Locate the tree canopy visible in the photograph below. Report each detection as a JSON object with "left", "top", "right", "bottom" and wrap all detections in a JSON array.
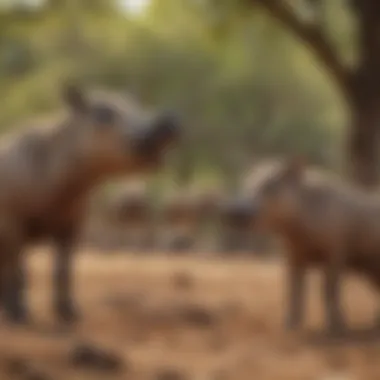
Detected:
[{"left": 0, "top": 0, "right": 347, "bottom": 190}]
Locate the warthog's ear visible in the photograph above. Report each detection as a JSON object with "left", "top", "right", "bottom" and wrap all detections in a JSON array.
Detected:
[
  {"left": 62, "top": 83, "right": 88, "bottom": 113},
  {"left": 284, "top": 156, "right": 306, "bottom": 180}
]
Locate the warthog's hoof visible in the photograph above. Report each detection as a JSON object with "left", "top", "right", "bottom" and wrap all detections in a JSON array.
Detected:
[{"left": 154, "top": 367, "right": 188, "bottom": 380}]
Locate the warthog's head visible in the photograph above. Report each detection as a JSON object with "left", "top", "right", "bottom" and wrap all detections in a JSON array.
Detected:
[
  {"left": 227, "top": 158, "right": 306, "bottom": 232},
  {"left": 62, "top": 84, "right": 180, "bottom": 176}
]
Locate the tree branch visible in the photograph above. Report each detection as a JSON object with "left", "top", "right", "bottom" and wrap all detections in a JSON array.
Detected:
[{"left": 249, "top": 0, "right": 353, "bottom": 102}]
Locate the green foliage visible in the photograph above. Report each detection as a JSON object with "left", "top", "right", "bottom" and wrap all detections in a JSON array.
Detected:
[{"left": 0, "top": 0, "right": 347, "bottom": 189}]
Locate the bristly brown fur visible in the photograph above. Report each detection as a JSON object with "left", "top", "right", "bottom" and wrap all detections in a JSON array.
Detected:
[
  {"left": 240, "top": 158, "right": 380, "bottom": 334},
  {"left": 0, "top": 84, "right": 178, "bottom": 323}
]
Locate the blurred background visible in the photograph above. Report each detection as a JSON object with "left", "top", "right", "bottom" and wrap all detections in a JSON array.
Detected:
[
  {"left": 2, "top": 1, "right": 380, "bottom": 380},
  {"left": 0, "top": 0, "right": 348, "bottom": 252},
  {"left": 0, "top": 0, "right": 345, "bottom": 182}
]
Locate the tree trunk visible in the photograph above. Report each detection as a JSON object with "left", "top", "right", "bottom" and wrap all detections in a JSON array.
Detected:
[
  {"left": 348, "top": 68, "right": 380, "bottom": 188},
  {"left": 346, "top": 0, "right": 380, "bottom": 188},
  {"left": 248, "top": 0, "right": 380, "bottom": 188},
  {"left": 348, "top": 106, "right": 380, "bottom": 188}
]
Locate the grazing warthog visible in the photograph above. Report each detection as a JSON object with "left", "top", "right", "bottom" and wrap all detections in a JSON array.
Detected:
[
  {"left": 231, "top": 158, "right": 380, "bottom": 335},
  {"left": 0, "top": 84, "right": 180, "bottom": 324}
]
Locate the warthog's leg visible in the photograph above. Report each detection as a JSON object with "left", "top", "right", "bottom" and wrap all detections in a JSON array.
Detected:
[
  {"left": 324, "top": 252, "right": 347, "bottom": 335},
  {"left": 285, "top": 262, "right": 306, "bottom": 331},
  {"left": 1, "top": 241, "right": 28, "bottom": 324},
  {"left": 53, "top": 229, "right": 79, "bottom": 323}
]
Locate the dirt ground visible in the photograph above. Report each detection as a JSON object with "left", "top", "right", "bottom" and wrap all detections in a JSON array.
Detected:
[{"left": 1, "top": 249, "right": 380, "bottom": 380}]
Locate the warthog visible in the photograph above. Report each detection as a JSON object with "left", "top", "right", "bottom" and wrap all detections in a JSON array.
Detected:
[
  {"left": 231, "top": 158, "right": 380, "bottom": 335},
  {"left": 0, "top": 84, "right": 180, "bottom": 323}
]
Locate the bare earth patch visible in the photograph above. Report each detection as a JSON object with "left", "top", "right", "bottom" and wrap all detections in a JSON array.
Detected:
[{"left": 0, "top": 248, "right": 379, "bottom": 380}]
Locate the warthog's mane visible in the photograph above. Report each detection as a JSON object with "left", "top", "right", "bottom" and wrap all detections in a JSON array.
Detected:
[
  {"left": 0, "top": 89, "right": 146, "bottom": 152},
  {"left": 242, "top": 159, "right": 346, "bottom": 195},
  {"left": 242, "top": 159, "right": 380, "bottom": 207}
]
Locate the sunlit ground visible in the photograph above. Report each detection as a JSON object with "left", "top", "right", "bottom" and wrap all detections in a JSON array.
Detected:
[{"left": 0, "top": 249, "right": 379, "bottom": 380}]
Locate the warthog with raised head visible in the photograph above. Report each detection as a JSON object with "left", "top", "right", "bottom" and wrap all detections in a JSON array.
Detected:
[{"left": 0, "top": 84, "right": 180, "bottom": 323}]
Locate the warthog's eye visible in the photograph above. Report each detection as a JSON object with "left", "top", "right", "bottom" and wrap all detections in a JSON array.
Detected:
[{"left": 92, "top": 106, "right": 117, "bottom": 126}]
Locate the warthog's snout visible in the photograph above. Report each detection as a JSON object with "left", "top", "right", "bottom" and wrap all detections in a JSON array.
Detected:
[{"left": 135, "top": 111, "right": 181, "bottom": 157}]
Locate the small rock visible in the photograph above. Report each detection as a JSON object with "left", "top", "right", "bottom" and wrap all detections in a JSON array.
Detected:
[
  {"left": 178, "top": 304, "right": 217, "bottom": 328},
  {"left": 69, "top": 343, "right": 124, "bottom": 373},
  {"left": 154, "top": 368, "right": 188, "bottom": 380}
]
